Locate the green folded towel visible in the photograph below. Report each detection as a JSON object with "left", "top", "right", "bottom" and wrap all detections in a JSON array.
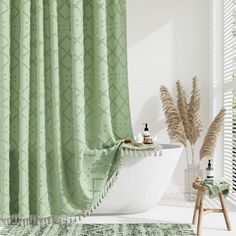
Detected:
[{"left": 203, "top": 178, "right": 230, "bottom": 199}]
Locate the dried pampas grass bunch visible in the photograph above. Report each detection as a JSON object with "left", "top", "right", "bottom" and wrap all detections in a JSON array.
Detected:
[
  {"left": 160, "top": 86, "right": 187, "bottom": 146},
  {"left": 176, "top": 80, "right": 191, "bottom": 141},
  {"left": 160, "top": 77, "right": 202, "bottom": 152},
  {"left": 160, "top": 78, "right": 225, "bottom": 201},
  {"left": 160, "top": 77, "right": 225, "bottom": 165},
  {"left": 200, "top": 108, "right": 225, "bottom": 160},
  {"left": 188, "top": 77, "right": 202, "bottom": 145}
]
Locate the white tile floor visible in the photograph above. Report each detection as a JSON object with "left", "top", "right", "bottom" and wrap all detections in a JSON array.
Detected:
[
  {"left": 0, "top": 186, "right": 235, "bottom": 235},
  {"left": 80, "top": 206, "right": 236, "bottom": 236},
  {"left": 79, "top": 186, "right": 236, "bottom": 236}
]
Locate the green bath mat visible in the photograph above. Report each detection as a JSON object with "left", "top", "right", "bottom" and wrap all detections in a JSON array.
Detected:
[{"left": 0, "top": 223, "right": 195, "bottom": 236}]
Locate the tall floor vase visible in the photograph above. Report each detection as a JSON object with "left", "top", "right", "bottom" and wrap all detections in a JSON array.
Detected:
[{"left": 184, "top": 164, "right": 203, "bottom": 201}]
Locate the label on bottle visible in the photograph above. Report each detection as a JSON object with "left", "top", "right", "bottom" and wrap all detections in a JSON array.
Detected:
[
  {"left": 143, "top": 131, "right": 150, "bottom": 137},
  {"left": 206, "top": 169, "right": 214, "bottom": 178}
]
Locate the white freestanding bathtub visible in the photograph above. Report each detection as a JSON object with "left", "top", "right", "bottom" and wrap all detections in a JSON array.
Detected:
[{"left": 93, "top": 144, "right": 183, "bottom": 215}]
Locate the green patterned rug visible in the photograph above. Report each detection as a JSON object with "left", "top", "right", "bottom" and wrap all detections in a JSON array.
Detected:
[{"left": 0, "top": 223, "right": 195, "bottom": 236}]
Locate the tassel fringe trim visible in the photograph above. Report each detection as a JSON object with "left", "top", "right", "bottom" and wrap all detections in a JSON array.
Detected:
[
  {"left": 123, "top": 147, "right": 162, "bottom": 157},
  {"left": 0, "top": 168, "right": 119, "bottom": 226},
  {"left": 0, "top": 144, "right": 162, "bottom": 226},
  {"left": 0, "top": 144, "right": 124, "bottom": 226}
]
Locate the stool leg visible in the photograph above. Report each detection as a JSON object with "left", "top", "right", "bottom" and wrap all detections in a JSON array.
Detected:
[
  {"left": 197, "top": 190, "right": 204, "bottom": 236},
  {"left": 192, "top": 190, "right": 201, "bottom": 225},
  {"left": 219, "top": 192, "right": 231, "bottom": 231}
]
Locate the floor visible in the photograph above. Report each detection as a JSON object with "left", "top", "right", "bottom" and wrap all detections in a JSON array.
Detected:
[
  {"left": 0, "top": 186, "right": 235, "bottom": 235},
  {"left": 80, "top": 186, "right": 236, "bottom": 236}
]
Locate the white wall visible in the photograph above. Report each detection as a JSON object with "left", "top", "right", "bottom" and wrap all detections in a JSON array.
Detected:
[{"left": 127, "top": 0, "right": 210, "bottom": 187}]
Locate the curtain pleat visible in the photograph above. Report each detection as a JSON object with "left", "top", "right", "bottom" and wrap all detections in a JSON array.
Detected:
[
  {"left": 48, "top": 0, "right": 67, "bottom": 214},
  {"left": 1, "top": 0, "right": 133, "bottom": 222},
  {"left": 35, "top": 0, "right": 51, "bottom": 217},
  {"left": 91, "top": 1, "right": 115, "bottom": 148},
  {"left": 69, "top": 0, "right": 88, "bottom": 208},
  {"left": 18, "top": 0, "right": 31, "bottom": 219},
  {"left": 10, "top": 0, "right": 20, "bottom": 216},
  {"left": 0, "top": 0, "right": 10, "bottom": 218},
  {"left": 106, "top": 0, "right": 131, "bottom": 140},
  {"left": 28, "top": 0, "right": 37, "bottom": 217},
  {"left": 70, "top": 0, "right": 86, "bottom": 154}
]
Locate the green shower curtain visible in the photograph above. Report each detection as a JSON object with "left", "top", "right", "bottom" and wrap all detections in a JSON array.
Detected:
[{"left": 0, "top": 0, "right": 133, "bottom": 223}]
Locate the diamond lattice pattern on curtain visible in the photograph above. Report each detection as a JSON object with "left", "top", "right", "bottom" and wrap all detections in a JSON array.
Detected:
[{"left": 0, "top": 0, "right": 133, "bottom": 223}]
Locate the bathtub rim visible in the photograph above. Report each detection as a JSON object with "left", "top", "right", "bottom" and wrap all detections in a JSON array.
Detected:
[{"left": 159, "top": 143, "right": 183, "bottom": 150}]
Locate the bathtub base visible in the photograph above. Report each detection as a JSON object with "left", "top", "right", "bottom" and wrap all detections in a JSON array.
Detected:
[{"left": 92, "top": 144, "right": 183, "bottom": 215}]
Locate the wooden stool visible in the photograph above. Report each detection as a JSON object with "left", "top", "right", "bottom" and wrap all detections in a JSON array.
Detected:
[{"left": 192, "top": 181, "right": 231, "bottom": 236}]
